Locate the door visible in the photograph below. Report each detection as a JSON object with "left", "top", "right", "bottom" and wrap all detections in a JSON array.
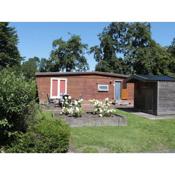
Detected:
[
  {"left": 144, "top": 88, "right": 154, "bottom": 114},
  {"left": 115, "top": 81, "right": 121, "bottom": 101},
  {"left": 50, "top": 78, "right": 67, "bottom": 98}
]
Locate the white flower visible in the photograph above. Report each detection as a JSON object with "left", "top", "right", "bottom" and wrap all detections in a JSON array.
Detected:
[
  {"left": 99, "top": 114, "right": 102, "bottom": 117},
  {"left": 79, "top": 98, "right": 83, "bottom": 103},
  {"left": 68, "top": 108, "right": 73, "bottom": 114},
  {"left": 90, "top": 98, "right": 114, "bottom": 117},
  {"left": 105, "top": 98, "right": 109, "bottom": 101},
  {"left": 68, "top": 96, "right": 71, "bottom": 99},
  {"left": 74, "top": 100, "right": 78, "bottom": 105},
  {"left": 75, "top": 107, "right": 79, "bottom": 112},
  {"left": 62, "top": 107, "right": 65, "bottom": 112}
]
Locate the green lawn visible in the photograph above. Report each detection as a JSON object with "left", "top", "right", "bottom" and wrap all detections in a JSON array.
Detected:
[{"left": 70, "top": 110, "right": 175, "bottom": 153}]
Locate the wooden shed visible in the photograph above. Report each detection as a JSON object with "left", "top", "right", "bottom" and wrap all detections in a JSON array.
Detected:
[{"left": 127, "top": 75, "right": 175, "bottom": 116}]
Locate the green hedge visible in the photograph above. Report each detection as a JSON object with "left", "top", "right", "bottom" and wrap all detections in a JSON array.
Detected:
[
  {"left": 6, "top": 112, "right": 70, "bottom": 153},
  {"left": 0, "top": 69, "right": 36, "bottom": 144}
]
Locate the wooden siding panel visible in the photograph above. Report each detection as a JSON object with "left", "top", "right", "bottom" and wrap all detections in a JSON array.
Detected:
[{"left": 157, "top": 82, "right": 175, "bottom": 115}]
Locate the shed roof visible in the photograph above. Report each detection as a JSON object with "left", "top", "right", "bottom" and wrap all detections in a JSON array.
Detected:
[
  {"left": 35, "top": 71, "right": 129, "bottom": 78},
  {"left": 127, "top": 74, "right": 175, "bottom": 82}
]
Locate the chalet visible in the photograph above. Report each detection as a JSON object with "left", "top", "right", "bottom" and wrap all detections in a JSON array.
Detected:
[{"left": 35, "top": 71, "right": 134, "bottom": 105}]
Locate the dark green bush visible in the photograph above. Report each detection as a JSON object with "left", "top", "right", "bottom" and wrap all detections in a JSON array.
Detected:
[
  {"left": 0, "top": 69, "right": 36, "bottom": 144},
  {"left": 6, "top": 112, "right": 70, "bottom": 153}
]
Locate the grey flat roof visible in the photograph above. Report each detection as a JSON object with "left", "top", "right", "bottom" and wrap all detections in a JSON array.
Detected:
[
  {"left": 35, "top": 71, "right": 129, "bottom": 78},
  {"left": 127, "top": 74, "right": 175, "bottom": 82}
]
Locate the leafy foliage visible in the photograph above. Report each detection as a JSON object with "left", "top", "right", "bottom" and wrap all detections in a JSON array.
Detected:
[
  {"left": 167, "top": 38, "right": 175, "bottom": 75},
  {"left": 0, "top": 69, "right": 36, "bottom": 144},
  {"left": 21, "top": 57, "right": 50, "bottom": 79},
  {"left": 6, "top": 111, "right": 70, "bottom": 153},
  {"left": 21, "top": 57, "right": 40, "bottom": 80},
  {"left": 90, "top": 33, "right": 129, "bottom": 74},
  {"left": 39, "top": 58, "right": 50, "bottom": 72},
  {"left": 91, "top": 22, "right": 173, "bottom": 75},
  {"left": 47, "top": 35, "right": 89, "bottom": 72},
  {"left": 0, "top": 22, "right": 21, "bottom": 70}
]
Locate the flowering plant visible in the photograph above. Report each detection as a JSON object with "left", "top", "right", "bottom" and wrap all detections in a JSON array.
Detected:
[
  {"left": 61, "top": 96, "right": 71, "bottom": 107},
  {"left": 89, "top": 98, "right": 115, "bottom": 117},
  {"left": 61, "top": 96, "right": 83, "bottom": 117}
]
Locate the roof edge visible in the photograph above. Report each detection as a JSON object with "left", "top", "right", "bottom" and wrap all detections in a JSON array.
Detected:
[
  {"left": 35, "top": 71, "right": 129, "bottom": 78},
  {"left": 127, "top": 74, "right": 175, "bottom": 82}
]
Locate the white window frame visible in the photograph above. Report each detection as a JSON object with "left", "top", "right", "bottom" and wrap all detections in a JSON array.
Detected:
[
  {"left": 50, "top": 78, "right": 67, "bottom": 99},
  {"left": 98, "top": 84, "right": 109, "bottom": 92}
]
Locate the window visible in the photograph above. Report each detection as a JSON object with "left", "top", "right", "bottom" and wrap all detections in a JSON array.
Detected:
[
  {"left": 50, "top": 78, "right": 67, "bottom": 99},
  {"left": 98, "top": 84, "right": 109, "bottom": 92}
]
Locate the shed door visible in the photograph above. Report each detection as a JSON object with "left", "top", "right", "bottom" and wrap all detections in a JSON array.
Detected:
[
  {"left": 115, "top": 81, "right": 121, "bottom": 101},
  {"left": 144, "top": 88, "right": 154, "bottom": 114}
]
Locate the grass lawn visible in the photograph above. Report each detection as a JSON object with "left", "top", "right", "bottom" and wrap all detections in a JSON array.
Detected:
[{"left": 70, "top": 109, "right": 175, "bottom": 153}]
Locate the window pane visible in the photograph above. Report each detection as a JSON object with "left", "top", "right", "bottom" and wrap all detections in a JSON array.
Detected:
[{"left": 98, "top": 84, "right": 109, "bottom": 91}]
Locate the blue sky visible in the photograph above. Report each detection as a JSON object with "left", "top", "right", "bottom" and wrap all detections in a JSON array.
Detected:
[{"left": 11, "top": 22, "right": 175, "bottom": 70}]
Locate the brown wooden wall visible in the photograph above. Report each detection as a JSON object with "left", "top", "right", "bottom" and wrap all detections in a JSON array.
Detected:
[
  {"left": 36, "top": 74, "right": 134, "bottom": 104},
  {"left": 134, "top": 82, "right": 157, "bottom": 115},
  {"left": 157, "top": 81, "right": 175, "bottom": 115}
]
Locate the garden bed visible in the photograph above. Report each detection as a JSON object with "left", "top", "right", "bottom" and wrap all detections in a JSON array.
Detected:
[{"left": 54, "top": 112, "right": 127, "bottom": 127}]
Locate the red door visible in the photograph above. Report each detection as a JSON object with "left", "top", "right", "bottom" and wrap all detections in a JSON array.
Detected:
[
  {"left": 60, "top": 80, "right": 66, "bottom": 95},
  {"left": 52, "top": 79, "right": 58, "bottom": 97}
]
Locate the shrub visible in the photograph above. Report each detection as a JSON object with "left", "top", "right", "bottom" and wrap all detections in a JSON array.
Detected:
[
  {"left": 89, "top": 98, "right": 115, "bottom": 117},
  {"left": 61, "top": 97, "right": 83, "bottom": 117},
  {"left": 0, "top": 69, "right": 36, "bottom": 144},
  {"left": 6, "top": 111, "right": 70, "bottom": 153},
  {"left": 61, "top": 95, "right": 72, "bottom": 108}
]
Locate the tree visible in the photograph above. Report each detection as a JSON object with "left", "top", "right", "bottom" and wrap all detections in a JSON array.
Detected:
[
  {"left": 128, "top": 41, "right": 171, "bottom": 75},
  {"left": 21, "top": 57, "right": 40, "bottom": 80},
  {"left": 0, "top": 68, "right": 36, "bottom": 144},
  {"left": 90, "top": 31, "right": 129, "bottom": 74},
  {"left": 0, "top": 22, "right": 21, "bottom": 70},
  {"left": 39, "top": 58, "right": 50, "bottom": 72},
  {"left": 91, "top": 22, "right": 172, "bottom": 75},
  {"left": 21, "top": 57, "right": 50, "bottom": 79},
  {"left": 48, "top": 35, "right": 89, "bottom": 72},
  {"left": 168, "top": 38, "right": 175, "bottom": 56},
  {"left": 167, "top": 38, "right": 175, "bottom": 74}
]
